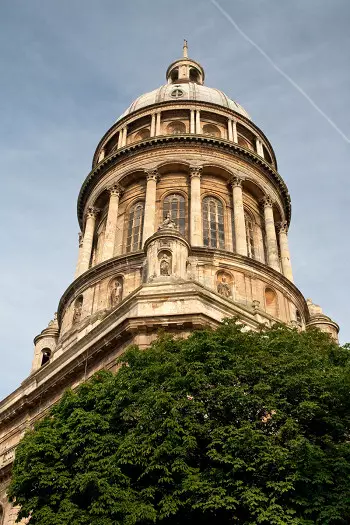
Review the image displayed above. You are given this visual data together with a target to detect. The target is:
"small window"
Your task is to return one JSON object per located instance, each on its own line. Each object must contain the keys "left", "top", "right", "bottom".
{"left": 265, "top": 287, "right": 278, "bottom": 317}
{"left": 126, "top": 202, "right": 144, "bottom": 253}
{"left": 202, "top": 124, "right": 221, "bottom": 138}
{"left": 171, "top": 87, "right": 184, "bottom": 98}
{"left": 41, "top": 348, "right": 51, "bottom": 366}
{"left": 163, "top": 194, "right": 186, "bottom": 235}
{"left": 245, "top": 211, "right": 255, "bottom": 259}
{"left": 166, "top": 121, "right": 186, "bottom": 134}
{"left": 203, "top": 196, "right": 225, "bottom": 249}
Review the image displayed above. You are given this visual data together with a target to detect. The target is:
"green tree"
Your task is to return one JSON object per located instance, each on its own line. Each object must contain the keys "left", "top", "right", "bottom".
{"left": 8, "top": 321, "right": 350, "bottom": 524}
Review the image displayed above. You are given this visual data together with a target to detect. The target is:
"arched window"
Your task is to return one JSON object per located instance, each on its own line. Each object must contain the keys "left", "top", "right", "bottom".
{"left": 265, "top": 287, "right": 278, "bottom": 317}
{"left": 126, "top": 202, "right": 144, "bottom": 253}
{"left": 203, "top": 196, "right": 225, "bottom": 249}
{"left": 202, "top": 124, "right": 221, "bottom": 138}
{"left": 245, "top": 211, "right": 255, "bottom": 259}
{"left": 41, "top": 348, "right": 51, "bottom": 366}
{"left": 166, "top": 121, "right": 186, "bottom": 134}
{"left": 189, "top": 68, "right": 200, "bottom": 83}
{"left": 163, "top": 194, "right": 186, "bottom": 235}
{"left": 170, "top": 68, "right": 179, "bottom": 82}
{"left": 296, "top": 310, "right": 302, "bottom": 325}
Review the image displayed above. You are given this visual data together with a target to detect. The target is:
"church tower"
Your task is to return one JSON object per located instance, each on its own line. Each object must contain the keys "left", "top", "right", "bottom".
{"left": 0, "top": 43, "right": 339, "bottom": 523}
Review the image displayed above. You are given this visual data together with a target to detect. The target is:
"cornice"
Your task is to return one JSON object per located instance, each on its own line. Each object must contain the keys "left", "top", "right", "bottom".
{"left": 91, "top": 100, "right": 278, "bottom": 169}
{"left": 78, "top": 135, "right": 290, "bottom": 230}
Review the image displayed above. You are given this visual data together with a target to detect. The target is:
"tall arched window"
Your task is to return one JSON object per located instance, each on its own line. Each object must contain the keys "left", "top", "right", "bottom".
{"left": 163, "top": 194, "right": 186, "bottom": 235}
{"left": 203, "top": 196, "right": 225, "bottom": 249}
{"left": 245, "top": 211, "right": 255, "bottom": 259}
{"left": 126, "top": 201, "right": 144, "bottom": 253}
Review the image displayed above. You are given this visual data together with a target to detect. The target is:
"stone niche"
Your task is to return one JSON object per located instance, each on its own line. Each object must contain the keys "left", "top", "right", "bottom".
{"left": 144, "top": 219, "right": 190, "bottom": 282}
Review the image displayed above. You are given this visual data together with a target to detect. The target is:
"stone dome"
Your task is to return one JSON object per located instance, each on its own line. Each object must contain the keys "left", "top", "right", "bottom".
{"left": 117, "top": 83, "right": 251, "bottom": 122}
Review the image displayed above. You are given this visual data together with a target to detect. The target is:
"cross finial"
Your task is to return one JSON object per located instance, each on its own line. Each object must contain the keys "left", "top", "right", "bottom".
{"left": 183, "top": 39, "right": 188, "bottom": 58}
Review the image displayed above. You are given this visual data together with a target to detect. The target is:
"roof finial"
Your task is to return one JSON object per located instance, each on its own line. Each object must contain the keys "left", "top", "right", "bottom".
{"left": 183, "top": 39, "right": 188, "bottom": 58}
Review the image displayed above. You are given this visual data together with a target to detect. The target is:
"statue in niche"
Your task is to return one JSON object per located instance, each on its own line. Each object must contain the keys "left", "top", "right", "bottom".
{"left": 72, "top": 297, "right": 83, "bottom": 324}
{"left": 160, "top": 254, "right": 171, "bottom": 276}
{"left": 109, "top": 278, "right": 123, "bottom": 308}
{"left": 217, "top": 273, "right": 232, "bottom": 298}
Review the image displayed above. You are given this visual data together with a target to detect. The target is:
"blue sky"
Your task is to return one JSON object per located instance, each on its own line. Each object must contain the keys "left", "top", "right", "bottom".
{"left": 0, "top": 0, "right": 349, "bottom": 399}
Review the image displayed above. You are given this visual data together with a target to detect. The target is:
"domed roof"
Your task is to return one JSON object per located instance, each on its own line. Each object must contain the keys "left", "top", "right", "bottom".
{"left": 117, "top": 83, "right": 250, "bottom": 122}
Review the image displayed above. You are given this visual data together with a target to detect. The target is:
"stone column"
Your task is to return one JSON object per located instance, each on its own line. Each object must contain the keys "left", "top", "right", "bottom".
{"left": 262, "top": 196, "right": 280, "bottom": 272}
{"left": 79, "top": 207, "right": 99, "bottom": 274}
{"left": 101, "top": 184, "right": 123, "bottom": 262}
{"left": 150, "top": 113, "right": 156, "bottom": 137}
{"left": 232, "top": 119, "right": 238, "bottom": 143}
{"left": 142, "top": 169, "right": 158, "bottom": 245}
{"left": 190, "top": 109, "right": 195, "bottom": 133}
{"left": 227, "top": 119, "right": 233, "bottom": 141}
{"left": 277, "top": 221, "right": 294, "bottom": 282}
{"left": 190, "top": 166, "right": 202, "bottom": 246}
{"left": 74, "top": 232, "right": 84, "bottom": 278}
{"left": 230, "top": 176, "right": 248, "bottom": 256}
{"left": 195, "top": 110, "right": 201, "bottom": 134}
{"left": 121, "top": 127, "right": 127, "bottom": 147}
{"left": 155, "top": 112, "right": 161, "bottom": 135}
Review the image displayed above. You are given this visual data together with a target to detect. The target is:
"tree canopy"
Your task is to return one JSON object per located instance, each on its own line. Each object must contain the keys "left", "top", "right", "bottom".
{"left": 8, "top": 321, "right": 350, "bottom": 524}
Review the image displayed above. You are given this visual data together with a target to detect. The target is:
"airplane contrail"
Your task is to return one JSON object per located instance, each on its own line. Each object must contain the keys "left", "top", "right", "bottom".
{"left": 211, "top": 0, "right": 350, "bottom": 144}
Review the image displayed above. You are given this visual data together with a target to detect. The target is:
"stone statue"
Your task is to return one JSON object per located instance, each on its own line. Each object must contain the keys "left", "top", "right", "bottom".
{"left": 73, "top": 299, "right": 83, "bottom": 324}
{"left": 160, "top": 255, "right": 170, "bottom": 276}
{"left": 109, "top": 279, "right": 122, "bottom": 308}
{"left": 158, "top": 213, "right": 177, "bottom": 230}
{"left": 217, "top": 274, "right": 232, "bottom": 298}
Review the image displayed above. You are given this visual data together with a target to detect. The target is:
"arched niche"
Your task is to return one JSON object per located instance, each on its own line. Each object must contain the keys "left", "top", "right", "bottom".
{"left": 134, "top": 128, "right": 150, "bottom": 141}
{"left": 202, "top": 123, "right": 221, "bottom": 138}
{"left": 41, "top": 348, "right": 51, "bottom": 366}
{"left": 158, "top": 250, "right": 172, "bottom": 276}
{"left": 72, "top": 295, "right": 83, "bottom": 325}
{"left": 265, "top": 287, "right": 278, "bottom": 317}
{"left": 166, "top": 121, "right": 186, "bottom": 134}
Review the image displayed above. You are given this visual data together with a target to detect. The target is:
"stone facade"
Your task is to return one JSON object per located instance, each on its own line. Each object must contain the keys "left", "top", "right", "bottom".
{"left": 0, "top": 43, "right": 339, "bottom": 522}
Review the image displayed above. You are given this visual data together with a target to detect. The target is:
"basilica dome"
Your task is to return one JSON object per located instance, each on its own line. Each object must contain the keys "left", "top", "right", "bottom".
{"left": 117, "top": 83, "right": 251, "bottom": 121}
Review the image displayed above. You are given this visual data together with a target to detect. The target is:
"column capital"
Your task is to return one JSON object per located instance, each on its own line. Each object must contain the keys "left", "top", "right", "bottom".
{"left": 86, "top": 206, "right": 100, "bottom": 219}
{"left": 108, "top": 183, "right": 124, "bottom": 197}
{"left": 189, "top": 165, "right": 202, "bottom": 179}
{"left": 145, "top": 168, "right": 159, "bottom": 181}
{"left": 277, "top": 220, "right": 288, "bottom": 234}
{"left": 261, "top": 195, "right": 274, "bottom": 208}
{"left": 229, "top": 175, "right": 244, "bottom": 188}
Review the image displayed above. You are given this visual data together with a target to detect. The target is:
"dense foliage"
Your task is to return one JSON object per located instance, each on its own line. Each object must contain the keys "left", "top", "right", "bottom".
{"left": 9, "top": 321, "right": 350, "bottom": 524}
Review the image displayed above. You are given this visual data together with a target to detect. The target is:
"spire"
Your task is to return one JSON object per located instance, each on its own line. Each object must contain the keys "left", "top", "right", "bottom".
{"left": 183, "top": 39, "right": 188, "bottom": 58}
